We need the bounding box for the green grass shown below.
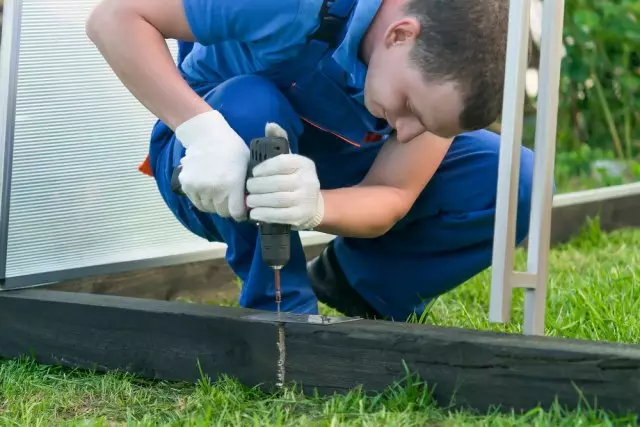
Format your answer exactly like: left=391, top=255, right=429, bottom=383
left=1, top=217, right=639, bottom=426
left=419, top=217, right=640, bottom=344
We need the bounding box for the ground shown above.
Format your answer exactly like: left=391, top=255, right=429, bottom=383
left=1, top=217, right=639, bottom=426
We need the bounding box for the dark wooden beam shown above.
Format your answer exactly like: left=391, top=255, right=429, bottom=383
left=1, top=289, right=639, bottom=416
left=0, top=289, right=277, bottom=386
left=285, top=320, right=640, bottom=415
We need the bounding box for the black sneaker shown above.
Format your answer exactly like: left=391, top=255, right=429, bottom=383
left=307, top=240, right=383, bottom=320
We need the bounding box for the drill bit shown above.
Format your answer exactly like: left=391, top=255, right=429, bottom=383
left=273, top=266, right=285, bottom=388
left=250, top=123, right=290, bottom=389
left=274, top=267, right=282, bottom=316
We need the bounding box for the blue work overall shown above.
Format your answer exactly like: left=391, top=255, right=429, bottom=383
left=145, top=0, right=535, bottom=321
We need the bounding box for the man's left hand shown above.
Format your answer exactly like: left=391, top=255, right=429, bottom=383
left=246, top=153, right=324, bottom=230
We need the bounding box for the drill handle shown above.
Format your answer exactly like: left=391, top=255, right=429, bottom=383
left=245, top=136, right=292, bottom=267
left=170, top=135, right=291, bottom=197
left=246, top=135, right=290, bottom=178
left=169, top=134, right=292, bottom=267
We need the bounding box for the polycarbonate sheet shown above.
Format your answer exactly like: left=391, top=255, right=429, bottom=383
left=3, top=0, right=219, bottom=282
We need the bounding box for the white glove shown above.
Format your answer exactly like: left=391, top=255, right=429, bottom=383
left=246, top=142, right=324, bottom=231
left=176, top=110, right=250, bottom=221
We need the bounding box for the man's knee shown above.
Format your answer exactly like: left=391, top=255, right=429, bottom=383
left=465, top=129, right=534, bottom=244
left=516, top=144, right=535, bottom=244
left=437, top=129, right=534, bottom=243
left=203, top=75, right=303, bottom=148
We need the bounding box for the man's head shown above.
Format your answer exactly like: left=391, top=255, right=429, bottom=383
left=361, top=0, right=510, bottom=142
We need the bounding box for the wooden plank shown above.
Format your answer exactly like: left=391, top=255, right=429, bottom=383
left=550, top=188, right=640, bottom=244
left=0, top=289, right=278, bottom=388
left=285, top=320, right=640, bottom=415
left=0, top=289, right=639, bottom=415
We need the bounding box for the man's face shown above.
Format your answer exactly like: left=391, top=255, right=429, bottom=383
left=363, top=20, right=464, bottom=143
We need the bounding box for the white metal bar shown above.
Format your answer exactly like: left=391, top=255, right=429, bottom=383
left=523, top=0, right=566, bottom=336
left=489, top=0, right=532, bottom=324
left=553, top=182, right=640, bottom=207
left=0, top=0, right=23, bottom=280
left=512, top=272, right=537, bottom=288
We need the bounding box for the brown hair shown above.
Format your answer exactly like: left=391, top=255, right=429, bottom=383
left=404, top=0, right=511, bottom=131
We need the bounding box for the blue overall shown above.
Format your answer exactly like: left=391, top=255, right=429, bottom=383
left=146, top=0, right=535, bottom=320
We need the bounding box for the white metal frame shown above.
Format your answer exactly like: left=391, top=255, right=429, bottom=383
left=490, top=0, right=567, bottom=335
left=0, top=0, right=22, bottom=280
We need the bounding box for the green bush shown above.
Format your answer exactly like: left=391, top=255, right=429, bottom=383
left=521, top=0, right=640, bottom=191
left=558, top=0, right=640, bottom=160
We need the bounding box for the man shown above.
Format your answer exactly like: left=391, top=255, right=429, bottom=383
left=86, top=0, right=534, bottom=321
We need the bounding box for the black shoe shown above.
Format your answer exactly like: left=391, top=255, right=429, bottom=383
left=307, top=240, right=383, bottom=320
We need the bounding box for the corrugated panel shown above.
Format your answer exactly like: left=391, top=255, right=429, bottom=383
left=4, top=0, right=218, bottom=279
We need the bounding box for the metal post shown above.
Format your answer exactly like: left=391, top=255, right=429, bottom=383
left=522, top=0, right=566, bottom=335
left=489, top=0, right=532, bottom=325
left=489, top=0, right=566, bottom=335
left=0, top=0, right=22, bottom=282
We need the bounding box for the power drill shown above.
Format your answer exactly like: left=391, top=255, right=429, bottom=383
left=171, top=133, right=291, bottom=314
left=245, top=134, right=291, bottom=313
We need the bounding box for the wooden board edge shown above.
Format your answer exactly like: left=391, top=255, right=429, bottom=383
left=0, top=289, right=279, bottom=389
left=0, top=289, right=639, bottom=416
left=552, top=182, right=640, bottom=208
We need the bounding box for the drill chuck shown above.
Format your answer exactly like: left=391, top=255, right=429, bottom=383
left=258, top=224, right=290, bottom=268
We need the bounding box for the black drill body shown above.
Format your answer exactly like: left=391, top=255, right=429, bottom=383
left=246, top=135, right=291, bottom=268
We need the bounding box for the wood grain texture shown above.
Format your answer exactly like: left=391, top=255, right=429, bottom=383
left=0, top=289, right=277, bottom=388
left=1, top=289, right=639, bottom=415
left=285, top=320, right=640, bottom=414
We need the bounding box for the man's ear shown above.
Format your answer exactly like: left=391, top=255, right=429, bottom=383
left=384, top=18, right=420, bottom=48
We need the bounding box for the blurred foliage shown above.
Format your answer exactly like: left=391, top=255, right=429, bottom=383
left=554, top=144, right=640, bottom=192
left=558, top=0, right=639, bottom=158
left=520, top=0, right=640, bottom=191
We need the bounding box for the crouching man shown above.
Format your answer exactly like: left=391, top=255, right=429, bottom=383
left=86, top=0, right=534, bottom=320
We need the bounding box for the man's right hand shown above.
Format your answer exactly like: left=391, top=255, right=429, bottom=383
left=176, top=110, right=250, bottom=221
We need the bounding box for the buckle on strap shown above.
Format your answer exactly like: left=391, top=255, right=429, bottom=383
left=311, top=0, right=352, bottom=48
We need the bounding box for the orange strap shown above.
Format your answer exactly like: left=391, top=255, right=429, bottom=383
left=138, top=155, right=154, bottom=177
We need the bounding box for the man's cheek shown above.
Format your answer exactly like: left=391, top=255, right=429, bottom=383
left=408, top=119, right=426, bottom=139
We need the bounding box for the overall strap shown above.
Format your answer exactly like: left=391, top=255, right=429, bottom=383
left=309, top=0, right=357, bottom=48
